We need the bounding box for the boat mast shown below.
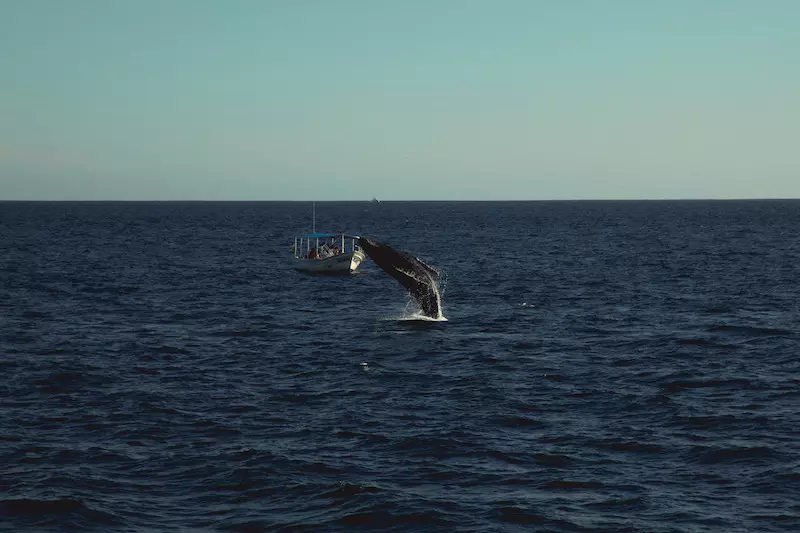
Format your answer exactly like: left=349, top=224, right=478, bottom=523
left=312, top=201, right=316, bottom=234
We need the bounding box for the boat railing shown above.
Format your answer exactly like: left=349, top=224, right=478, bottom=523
left=294, top=233, right=360, bottom=259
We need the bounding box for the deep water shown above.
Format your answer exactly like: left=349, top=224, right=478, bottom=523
left=2, top=200, right=799, bottom=532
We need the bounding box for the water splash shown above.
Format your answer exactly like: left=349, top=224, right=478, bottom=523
left=395, top=268, right=447, bottom=321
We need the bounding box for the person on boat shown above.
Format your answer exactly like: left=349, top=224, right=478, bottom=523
left=307, top=247, right=317, bottom=259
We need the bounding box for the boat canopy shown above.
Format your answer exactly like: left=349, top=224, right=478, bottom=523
left=301, top=233, right=359, bottom=239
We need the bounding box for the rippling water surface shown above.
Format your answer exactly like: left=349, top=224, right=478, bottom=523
left=2, top=200, right=799, bottom=532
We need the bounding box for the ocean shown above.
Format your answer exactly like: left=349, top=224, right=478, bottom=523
left=1, top=200, right=798, bottom=532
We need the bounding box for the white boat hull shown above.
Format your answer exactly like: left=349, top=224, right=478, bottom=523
left=293, top=250, right=365, bottom=274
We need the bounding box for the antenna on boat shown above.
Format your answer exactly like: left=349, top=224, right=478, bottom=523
left=312, top=201, right=316, bottom=234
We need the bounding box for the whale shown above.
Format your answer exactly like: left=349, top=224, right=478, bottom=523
left=358, top=237, right=442, bottom=319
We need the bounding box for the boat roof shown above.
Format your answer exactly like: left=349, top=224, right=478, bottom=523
left=300, top=233, right=359, bottom=239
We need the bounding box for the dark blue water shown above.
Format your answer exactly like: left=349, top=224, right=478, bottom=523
left=2, top=200, right=799, bottom=532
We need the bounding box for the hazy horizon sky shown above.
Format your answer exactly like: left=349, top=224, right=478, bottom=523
left=2, top=0, right=798, bottom=201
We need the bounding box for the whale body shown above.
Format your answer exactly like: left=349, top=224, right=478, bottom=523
left=358, top=237, right=442, bottom=319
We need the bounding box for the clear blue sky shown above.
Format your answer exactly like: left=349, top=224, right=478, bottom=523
left=1, top=0, right=798, bottom=200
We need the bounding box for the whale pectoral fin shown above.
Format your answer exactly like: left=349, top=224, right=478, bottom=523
left=359, top=237, right=443, bottom=319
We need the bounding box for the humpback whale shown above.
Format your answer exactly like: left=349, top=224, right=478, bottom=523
left=358, top=237, right=443, bottom=319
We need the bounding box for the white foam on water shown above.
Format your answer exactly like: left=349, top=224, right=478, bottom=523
left=404, top=313, right=448, bottom=322
left=401, top=287, right=446, bottom=321
left=378, top=313, right=448, bottom=322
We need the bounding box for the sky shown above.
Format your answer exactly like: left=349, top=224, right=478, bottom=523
left=1, top=0, right=798, bottom=200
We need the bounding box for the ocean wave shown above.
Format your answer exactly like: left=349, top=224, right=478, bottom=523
left=685, top=445, right=778, bottom=464
left=0, top=498, right=123, bottom=527
left=709, top=324, right=793, bottom=336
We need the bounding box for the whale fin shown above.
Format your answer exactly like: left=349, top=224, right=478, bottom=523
left=358, top=237, right=442, bottom=319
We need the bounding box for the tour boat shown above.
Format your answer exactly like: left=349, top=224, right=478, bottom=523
left=292, top=233, right=365, bottom=274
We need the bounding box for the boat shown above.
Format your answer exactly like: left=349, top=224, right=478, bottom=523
left=292, top=233, right=365, bottom=274
left=292, top=202, right=365, bottom=274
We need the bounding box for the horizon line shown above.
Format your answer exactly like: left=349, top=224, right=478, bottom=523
left=1, top=197, right=799, bottom=203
